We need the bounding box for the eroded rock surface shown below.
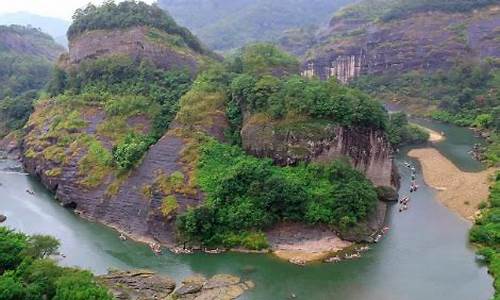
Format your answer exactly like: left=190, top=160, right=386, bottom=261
left=68, top=26, right=207, bottom=75
left=241, top=119, right=396, bottom=187
left=100, top=270, right=176, bottom=300
left=170, top=274, right=254, bottom=300
left=303, top=5, right=500, bottom=83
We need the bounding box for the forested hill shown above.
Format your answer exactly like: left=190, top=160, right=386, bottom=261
left=157, top=0, right=354, bottom=53
left=0, top=12, right=70, bottom=47
left=333, top=0, right=499, bottom=22
left=0, top=25, right=64, bottom=137
left=0, top=25, right=64, bottom=61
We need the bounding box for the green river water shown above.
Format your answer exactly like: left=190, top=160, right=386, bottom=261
left=0, top=120, right=494, bottom=300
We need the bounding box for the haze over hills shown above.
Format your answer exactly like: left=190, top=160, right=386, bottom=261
left=0, top=12, right=70, bottom=47
left=157, top=0, right=356, bottom=53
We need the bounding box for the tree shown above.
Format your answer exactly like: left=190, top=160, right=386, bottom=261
left=0, top=227, right=28, bottom=274
left=24, top=235, right=60, bottom=259
left=54, top=271, right=113, bottom=300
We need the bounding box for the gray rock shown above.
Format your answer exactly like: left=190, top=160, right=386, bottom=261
left=0, top=214, right=6, bottom=223
left=171, top=274, right=254, bottom=300
left=99, top=270, right=176, bottom=300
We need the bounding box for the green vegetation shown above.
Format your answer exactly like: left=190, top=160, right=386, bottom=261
left=41, top=55, right=193, bottom=178
left=158, top=0, right=353, bottom=52
left=67, top=0, right=205, bottom=54
left=113, top=133, right=154, bottom=171
left=170, top=44, right=391, bottom=248
left=470, top=173, right=500, bottom=299
left=230, top=74, right=387, bottom=129
left=334, top=0, right=497, bottom=23
left=387, top=112, right=429, bottom=146
left=177, top=139, right=378, bottom=247
left=0, top=25, right=63, bottom=136
left=352, top=59, right=500, bottom=162
left=0, top=227, right=112, bottom=299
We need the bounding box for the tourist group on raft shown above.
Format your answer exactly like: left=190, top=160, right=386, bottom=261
left=400, top=162, right=419, bottom=212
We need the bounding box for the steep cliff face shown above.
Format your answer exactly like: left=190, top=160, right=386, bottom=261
left=68, top=26, right=209, bottom=74
left=303, top=5, right=500, bottom=82
left=241, top=116, right=395, bottom=187
left=22, top=97, right=227, bottom=246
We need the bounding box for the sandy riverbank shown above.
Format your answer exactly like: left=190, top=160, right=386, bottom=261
left=408, top=148, right=495, bottom=220
left=266, top=223, right=352, bottom=264
left=412, top=124, right=445, bottom=142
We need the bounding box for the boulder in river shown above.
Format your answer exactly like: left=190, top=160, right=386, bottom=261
left=376, top=186, right=399, bottom=202
left=99, top=270, right=254, bottom=300
left=0, top=214, right=6, bottom=223
left=170, top=274, right=254, bottom=300
left=99, top=270, right=176, bottom=300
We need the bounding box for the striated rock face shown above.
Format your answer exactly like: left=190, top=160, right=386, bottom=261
left=241, top=118, right=395, bottom=187
left=22, top=107, right=202, bottom=246
left=303, top=5, right=500, bottom=82
left=68, top=26, right=207, bottom=74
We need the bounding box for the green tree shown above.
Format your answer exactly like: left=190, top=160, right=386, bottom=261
left=0, top=227, right=28, bottom=274
left=54, top=271, right=113, bottom=300
left=24, top=235, right=60, bottom=259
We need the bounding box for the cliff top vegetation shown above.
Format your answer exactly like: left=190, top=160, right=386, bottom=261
left=67, top=0, right=206, bottom=54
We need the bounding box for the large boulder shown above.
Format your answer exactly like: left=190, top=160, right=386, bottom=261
left=0, top=214, right=6, bottom=223
left=99, top=270, right=176, bottom=300
left=170, top=274, right=254, bottom=300
left=376, top=186, right=399, bottom=202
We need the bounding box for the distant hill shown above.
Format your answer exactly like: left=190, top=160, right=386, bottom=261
left=157, top=0, right=355, bottom=53
left=0, top=12, right=70, bottom=47
left=0, top=25, right=65, bottom=136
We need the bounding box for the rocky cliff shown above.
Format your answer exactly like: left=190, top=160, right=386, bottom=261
left=302, top=4, right=500, bottom=83
left=66, top=26, right=212, bottom=75
left=241, top=116, right=396, bottom=188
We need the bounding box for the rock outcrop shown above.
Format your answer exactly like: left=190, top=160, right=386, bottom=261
left=99, top=270, right=253, bottom=300
left=100, top=270, right=176, bottom=300
left=170, top=274, right=254, bottom=300
left=302, top=4, right=500, bottom=83
left=68, top=26, right=209, bottom=74
left=241, top=118, right=395, bottom=187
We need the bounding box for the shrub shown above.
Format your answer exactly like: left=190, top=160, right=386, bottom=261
left=113, top=133, right=154, bottom=171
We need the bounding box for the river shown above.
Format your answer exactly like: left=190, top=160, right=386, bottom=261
left=0, top=120, right=493, bottom=300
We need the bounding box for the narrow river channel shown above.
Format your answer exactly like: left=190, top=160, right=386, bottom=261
left=0, top=120, right=494, bottom=300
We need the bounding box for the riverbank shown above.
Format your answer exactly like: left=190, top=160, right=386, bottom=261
left=408, top=148, right=495, bottom=220
left=266, top=223, right=353, bottom=264
left=418, top=125, right=445, bottom=142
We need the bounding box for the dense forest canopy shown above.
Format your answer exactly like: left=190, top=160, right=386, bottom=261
left=158, top=0, right=354, bottom=52
left=67, top=1, right=206, bottom=54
